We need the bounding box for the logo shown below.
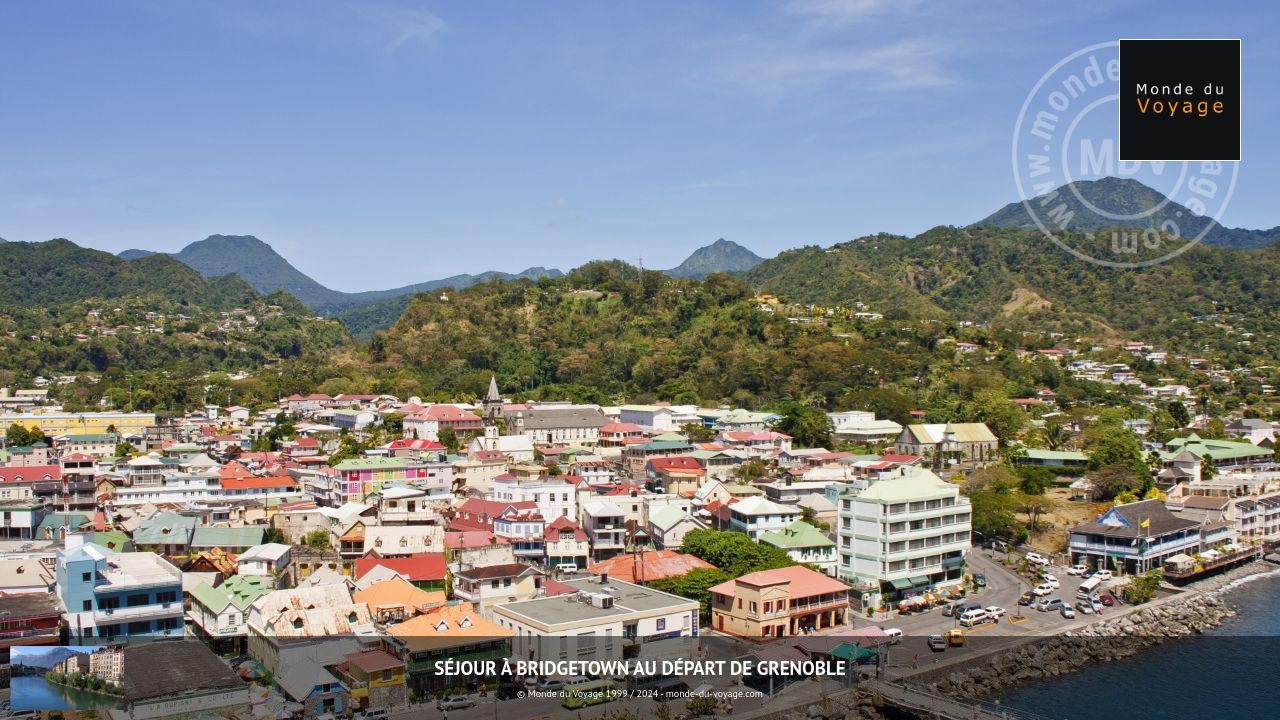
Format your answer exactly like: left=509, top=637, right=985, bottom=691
left=1011, top=41, right=1239, bottom=268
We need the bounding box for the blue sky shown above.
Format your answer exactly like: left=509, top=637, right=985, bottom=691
left=2, top=0, right=1276, bottom=290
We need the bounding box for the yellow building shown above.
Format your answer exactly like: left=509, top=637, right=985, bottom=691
left=336, top=649, right=407, bottom=709
left=0, top=411, right=155, bottom=436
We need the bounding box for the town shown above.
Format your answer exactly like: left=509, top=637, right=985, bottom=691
left=1, top=331, right=1277, bottom=720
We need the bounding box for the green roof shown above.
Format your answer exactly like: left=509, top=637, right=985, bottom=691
left=651, top=432, right=689, bottom=443
left=334, top=457, right=411, bottom=470
left=36, top=512, right=92, bottom=539
left=1162, top=436, right=1271, bottom=461
left=62, top=433, right=118, bottom=442
left=134, top=511, right=198, bottom=545
left=92, top=530, right=134, bottom=552
left=633, top=441, right=692, bottom=452
left=189, top=574, right=273, bottom=613
left=848, top=468, right=959, bottom=503
left=829, top=643, right=878, bottom=663
left=191, top=526, right=266, bottom=548
left=759, top=520, right=835, bottom=550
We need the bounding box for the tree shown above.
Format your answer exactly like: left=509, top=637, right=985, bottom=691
left=1015, top=466, right=1054, bottom=495
left=1165, top=400, right=1190, bottom=428
left=114, top=441, right=136, bottom=458
left=774, top=402, right=833, bottom=449
left=648, top=567, right=734, bottom=616
left=1124, top=568, right=1163, bottom=604
left=967, top=389, right=1026, bottom=447
left=438, top=426, right=460, bottom=454
left=1044, top=420, right=1071, bottom=451
left=1088, top=464, right=1143, bottom=502
left=964, top=470, right=1021, bottom=540
left=680, top=529, right=793, bottom=576
left=732, top=458, right=768, bottom=484
left=382, top=412, right=405, bottom=436
left=680, top=423, right=717, bottom=443
left=327, top=433, right=367, bottom=465
left=4, top=423, right=45, bottom=447
left=263, top=526, right=286, bottom=544
left=302, top=529, right=331, bottom=549
left=1087, top=424, right=1148, bottom=476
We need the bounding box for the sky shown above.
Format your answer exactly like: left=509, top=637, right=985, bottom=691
left=2, top=0, right=1277, bottom=291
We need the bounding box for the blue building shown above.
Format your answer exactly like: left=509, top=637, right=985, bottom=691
left=56, top=534, right=184, bottom=643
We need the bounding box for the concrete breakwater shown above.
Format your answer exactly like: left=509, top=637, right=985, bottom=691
left=926, top=593, right=1234, bottom=699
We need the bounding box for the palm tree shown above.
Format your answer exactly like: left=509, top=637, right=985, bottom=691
left=1045, top=421, right=1069, bottom=451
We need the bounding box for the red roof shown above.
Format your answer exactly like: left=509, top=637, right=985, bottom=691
left=61, top=453, right=95, bottom=462
left=647, top=456, right=705, bottom=473
left=345, top=650, right=403, bottom=674
left=423, top=405, right=481, bottom=423
left=219, top=475, right=297, bottom=490
left=386, top=438, right=445, bottom=452
left=353, top=553, right=447, bottom=582
left=444, top=530, right=509, bottom=549
left=708, top=566, right=850, bottom=599
left=586, top=550, right=714, bottom=583
left=0, top=465, right=60, bottom=483
left=544, top=516, right=588, bottom=541
left=292, top=437, right=319, bottom=448
left=220, top=462, right=255, bottom=479
left=457, top=498, right=537, bottom=519
left=876, top=454, right=920, bottom=465
left=600, top=422, right=644, bottom=435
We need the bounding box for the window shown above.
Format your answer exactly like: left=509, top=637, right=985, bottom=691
left=82, top=572, right=92, bottom=582
left=656, top=618, right=666, bottom=631
left=83, top=600, right=92, bottom=611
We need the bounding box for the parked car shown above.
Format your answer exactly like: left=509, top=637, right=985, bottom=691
left=1091, top=598, right=1105, bottom=612
left=1067, top=564, right=1088, bottom=576
left=973, top=573, right=987, bottom=588
left=985, top=606, right=1007, bottom=618
left=958, top=608, right=991, bottom=627
left=437, top=695, right=476, bottom=711
left=928, top=634, right=948, bottom=651
left=1060, top=605, right=1076, bottom=619
left=354, top=709, right=388, bottom=720
left=880, top=627, right=903, bottom=644
left=537, top=679, right=567, bottom=692
left=1025, top=552, right=1050, bottom=566
left=1037, top=597, right=1064, bottom=612
left=1099, top=592, right=1116, bottom=606
left=1018, top=591, right=1036, bottom=606
left=1076, top=600, right=1095, bottom=614
left=1094, top=570, right=1113, bottom=581
left=1033, top=583, right=1054, bottom=596
left=1042, top=573, right=1060, bottom=589
left=1082, top=567, right=1097, bottom=579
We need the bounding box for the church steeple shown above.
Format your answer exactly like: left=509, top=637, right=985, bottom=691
left=483, top=375, right=503, bottom=421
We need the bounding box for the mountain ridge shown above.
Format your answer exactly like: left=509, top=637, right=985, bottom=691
left=664, top=238, right=765, bottom=278
left=976, top=177, right=1280, bottom=249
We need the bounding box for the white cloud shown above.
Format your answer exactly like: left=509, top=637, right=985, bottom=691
left=785, top=0, right=924, bottom=21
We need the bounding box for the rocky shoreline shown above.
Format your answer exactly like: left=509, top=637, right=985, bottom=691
left=925, top=560, right=1280, bottom=700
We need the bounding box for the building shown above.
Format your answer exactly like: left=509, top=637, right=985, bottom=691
left=0, top=411, right=155, bottom=437
left=56, top=535, right=184, bottom=642
left=352, top=553, right=447, bottom=591
left=117, top=641, right=250, bottom=720
left=543, top=516, right=591, bottom=569
left=646, top=505, right=707, bottom=550
left=491, top=576, right=699, bottom=662
left=88, top=645, right=124, bottom=683
left=0, top=592, right=62, bottom=649
left=468, top=425, right=536, bottom=463
left=330, top=649, right=407, bottom=711
left=894, top=423, right=998, bottom=466
left=352, top=577, right=445, bottom=623
left=727, top=496, right=801, bottom=541
left=237, top=543, right=293, bottom=577
left=388, top=603, right=513, bottom=696
left=837, top=466, right=971, bottom=605
left=509, top=407, right=608, bottom=446
left=581, top=500, right=627, bottom=560
left=585, top=549, right=715, bottom=584
left=828, top=411, right=903, bottom=444
left=491, top=474, right=577, bottom=520
left=760, top=520, right=838, bottom=576
left=708, top=566, right=851, bottom=639
left=331, top=457, right=438, bottom=503
left=245, top=584, right=376, bottom=676
left=55, top=433, right=120, bottom=459
left=1069, top=499, right=1202, bottom=575
left=188, top=575, right=274, bottom=649
left=452, top=563, right=543, bottom=610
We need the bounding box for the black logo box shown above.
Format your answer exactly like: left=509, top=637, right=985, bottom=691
left=1119, top=39, right=1240, bottom=161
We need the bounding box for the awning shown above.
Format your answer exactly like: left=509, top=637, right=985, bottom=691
left=943, top=556, right=965, bottom=568
left=830, top=643, right=879, bottom=663
left=889, top=577, right=914, bottom=590
left=909, top=575, right=930, bottom=586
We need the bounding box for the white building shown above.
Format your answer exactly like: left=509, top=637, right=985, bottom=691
left=727, top=496, right=800, bottom=541
left=491, top=576, right=699, bottom=663
left=491, top=475, right=577, bottom=521
left=837, top=466, right=971, bottom=605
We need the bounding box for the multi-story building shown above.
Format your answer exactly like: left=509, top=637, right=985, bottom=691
left=491, top=474, right=577, bottom=521
left=708, top=566, right=851, bottom=639
left=491, top=576, right=698, bottom=662
left=510, top=407, right=608, bottom=446
left=1069, top=499, right=1202, bottom=575
left=388, top=603, right=513, bottom=696
left=331, top=458, right=438, bottom=503
left=188, top=575, right=274, bottom=650
left=0, top=411, right=155, bottom=437
left=727, top=496, right=800, bottom=541
left=543, top=516, right=590, bottom=570
left=54, top=434, right=119, bottom=459
left=837, top=466, right=971, bottom=606
left=893, top=423, right=998, bottom=466
left=88, top=645, right=124, bottom=682
left=759, top=520, right=838, bottom=576
left=56, top=534, right=185, bottom=642
left=581, top=500, right=627, bottom=561
left=0, top=592, right=62, bottom=650
left=451, top=563, right=543, bottom=610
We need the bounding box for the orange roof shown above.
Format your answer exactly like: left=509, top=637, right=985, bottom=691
left=353, top=577, right=445, bottom=614
left=220, top=475, right=297, bottom=490
left=388, top=602, right=512, bottom=652
left=586, top=550, right=715, bottom=583
left=707, top=565, right=850, bottom=599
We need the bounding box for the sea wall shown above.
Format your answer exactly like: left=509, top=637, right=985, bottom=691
left=925, top=593, right=1233, bottom=699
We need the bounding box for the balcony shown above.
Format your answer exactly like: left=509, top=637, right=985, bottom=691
left=94, top=602, right=183, bottom=623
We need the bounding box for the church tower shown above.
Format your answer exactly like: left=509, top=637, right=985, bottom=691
left=483, top=374, right=503, bottom=422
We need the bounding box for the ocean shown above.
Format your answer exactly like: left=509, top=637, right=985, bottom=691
left=997, top=569, right=1280, bottom=720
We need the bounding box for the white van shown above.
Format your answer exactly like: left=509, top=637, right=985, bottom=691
left=1077, top=576, right=1102, bottom=597
left=880, top=627, right=903, bottom=644
left=555, top=563, right=580, bottom=574
left=958, top=608, right=991, bottom=627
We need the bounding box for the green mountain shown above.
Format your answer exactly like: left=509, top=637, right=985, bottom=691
left=744, top=224, right=1280, bottom=339
left=117, top=248, right=157, bottom=260
left=977, top=177, right=1280, bottom=249
left=1, top=238, right=259, bottom=310
left=126, top=234, right=564, bottom=316
left=665, top=238, right=766, bottom=278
